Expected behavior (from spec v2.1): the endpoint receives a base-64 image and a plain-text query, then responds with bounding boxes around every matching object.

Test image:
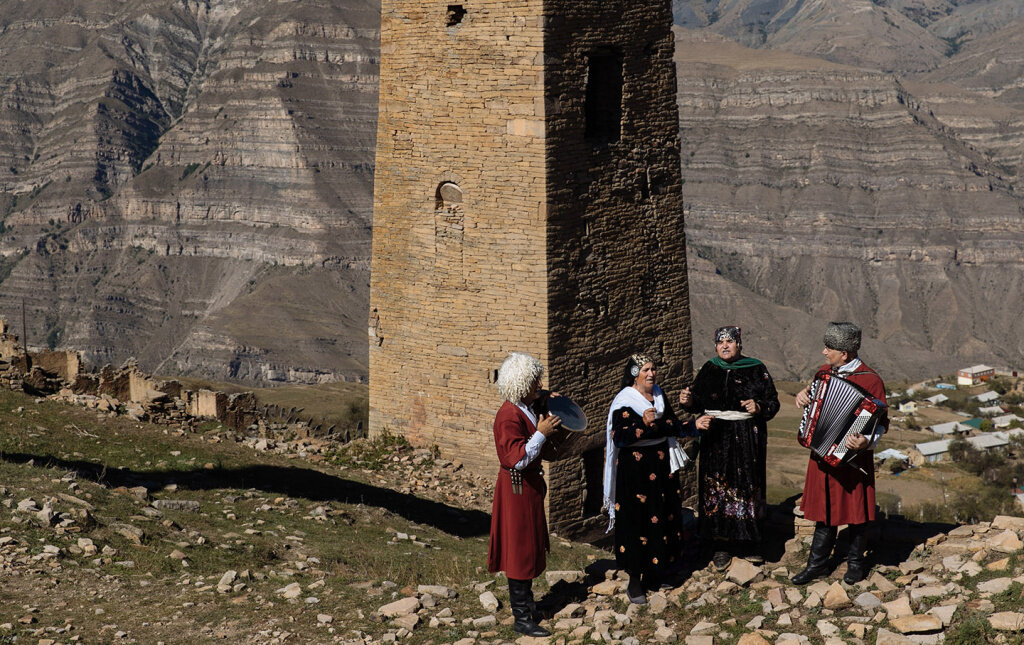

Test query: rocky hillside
[3,0,1024,384]
[0,0,378,384]
[2,385,1024,643]
[673,1,1024,379]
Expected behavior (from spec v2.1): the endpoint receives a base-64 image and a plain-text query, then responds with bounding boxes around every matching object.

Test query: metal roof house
[928,421,971,435]
[915,439,952,463]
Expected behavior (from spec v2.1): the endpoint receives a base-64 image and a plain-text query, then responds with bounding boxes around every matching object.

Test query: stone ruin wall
[369,0,550,473]
[0,317,352,447]
[370,0,693,539]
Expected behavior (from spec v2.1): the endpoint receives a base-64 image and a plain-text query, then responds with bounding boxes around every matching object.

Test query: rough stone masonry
[369,0,692,538]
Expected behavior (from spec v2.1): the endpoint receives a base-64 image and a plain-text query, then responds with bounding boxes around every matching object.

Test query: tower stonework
[370,0,692,538]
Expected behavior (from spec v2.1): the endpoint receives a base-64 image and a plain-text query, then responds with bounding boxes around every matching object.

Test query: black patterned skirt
[614,441,684,575]
[698,418,767,542]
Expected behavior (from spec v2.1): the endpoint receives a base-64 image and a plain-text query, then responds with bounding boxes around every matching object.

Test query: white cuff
[514,431,546,470]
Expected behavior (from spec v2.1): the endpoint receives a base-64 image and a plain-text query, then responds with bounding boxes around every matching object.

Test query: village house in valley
[958,364,995,385]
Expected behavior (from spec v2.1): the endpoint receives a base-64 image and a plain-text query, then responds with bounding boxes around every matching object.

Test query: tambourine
[546,395,587,432]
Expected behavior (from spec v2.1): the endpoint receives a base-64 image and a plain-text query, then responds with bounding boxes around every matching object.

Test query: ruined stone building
[369,0,692,538]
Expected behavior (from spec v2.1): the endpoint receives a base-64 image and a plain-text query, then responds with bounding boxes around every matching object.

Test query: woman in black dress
[679,326,780,570]
[604,353,697,604]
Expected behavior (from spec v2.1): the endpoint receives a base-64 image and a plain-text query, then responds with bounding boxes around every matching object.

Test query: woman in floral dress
[604,353,697,604]
[679,326,780,570]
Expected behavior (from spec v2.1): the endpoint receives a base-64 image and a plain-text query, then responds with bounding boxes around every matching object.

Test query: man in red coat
[791,322,888,585]
[487,352,564,637]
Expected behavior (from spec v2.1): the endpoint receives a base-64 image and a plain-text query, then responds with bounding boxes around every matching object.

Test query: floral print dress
[611,400,691,576]
[682,359,779,544]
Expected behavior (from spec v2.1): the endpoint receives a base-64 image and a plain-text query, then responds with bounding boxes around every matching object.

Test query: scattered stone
[926,604,957,627]
[883,596,913,619]
[417,584,457,599]
[277,583,302,600]
[379,596,420,617]
[889,615,942,634]
[909,585,948,603]
[684,636,714,645]
[987,530,1023,554]
[16,498,40,513]
[989,612,1024,631]
[152,500,201,512]
[592,580,622,596]
[649,592,669,615]
[478,591,500,612]
[689,621,717,635]
[726,558,762,586]
[653,622,676,642]
[545,570,584,585]
[394,614,420,631]
[817,619,839,636]
[77,537,97,555]
[471,615,496,629]
[854,591,882,610]
[217,570,238,593]
[978,577,1013,594]
[848,623,869,639]
[112,524,144,545]
[899,560,925,575]
[986,557,1011,571]
[823,582,851,610]
[874,628,915,644]
[737,633,770,645]
[555,603,584,619]
[991,515,1024,532]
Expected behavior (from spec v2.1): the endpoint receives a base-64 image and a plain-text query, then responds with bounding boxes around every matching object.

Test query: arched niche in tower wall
[434,181,465,285]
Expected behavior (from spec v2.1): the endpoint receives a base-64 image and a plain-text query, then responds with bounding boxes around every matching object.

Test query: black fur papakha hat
[824,322,861,353]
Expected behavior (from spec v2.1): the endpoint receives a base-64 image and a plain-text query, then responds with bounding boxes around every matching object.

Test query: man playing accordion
[791,322,888,585]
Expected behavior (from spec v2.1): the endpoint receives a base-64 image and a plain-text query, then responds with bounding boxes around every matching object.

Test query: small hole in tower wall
[446,5,466,26]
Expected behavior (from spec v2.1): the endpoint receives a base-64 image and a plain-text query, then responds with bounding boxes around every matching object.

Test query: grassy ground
[0,388,602,643]
[1,384,1022,643]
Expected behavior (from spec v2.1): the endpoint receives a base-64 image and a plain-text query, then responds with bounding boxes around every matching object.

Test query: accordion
[798,370,887,469]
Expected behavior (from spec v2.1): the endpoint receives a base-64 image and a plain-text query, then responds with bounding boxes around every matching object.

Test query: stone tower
[370,0,692,538]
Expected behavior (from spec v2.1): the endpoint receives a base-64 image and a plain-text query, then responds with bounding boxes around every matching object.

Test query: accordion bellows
[798,370,887,469]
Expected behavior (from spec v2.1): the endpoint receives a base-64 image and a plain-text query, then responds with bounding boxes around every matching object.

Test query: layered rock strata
[675,30,1024,378]
[0,0,378,384]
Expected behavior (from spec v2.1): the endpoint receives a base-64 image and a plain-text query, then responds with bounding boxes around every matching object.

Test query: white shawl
[602,385,689,532]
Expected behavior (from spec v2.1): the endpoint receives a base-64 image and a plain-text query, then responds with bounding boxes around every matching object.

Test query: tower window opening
[585,49,623,144]
[446,5,466,27]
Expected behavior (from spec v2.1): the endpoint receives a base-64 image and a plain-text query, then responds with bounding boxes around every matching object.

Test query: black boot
[508,578,550,637]
[791,523,837,585]
[843,524,869,584]
[625,570,647,604]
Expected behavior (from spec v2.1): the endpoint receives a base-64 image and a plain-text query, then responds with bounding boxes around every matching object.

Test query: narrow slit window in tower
[585,50,622,143]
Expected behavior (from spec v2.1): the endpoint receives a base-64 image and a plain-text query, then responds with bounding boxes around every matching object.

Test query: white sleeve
[514,431,547,470]
[866,422,887,450]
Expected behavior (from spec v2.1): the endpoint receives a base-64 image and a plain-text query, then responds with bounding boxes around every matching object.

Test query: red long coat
[800,362,887,526]
[487,401,549,580]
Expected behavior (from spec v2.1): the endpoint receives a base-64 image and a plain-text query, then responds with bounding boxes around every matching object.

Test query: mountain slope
[0,0,378,383]
[675,29,1024,378]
